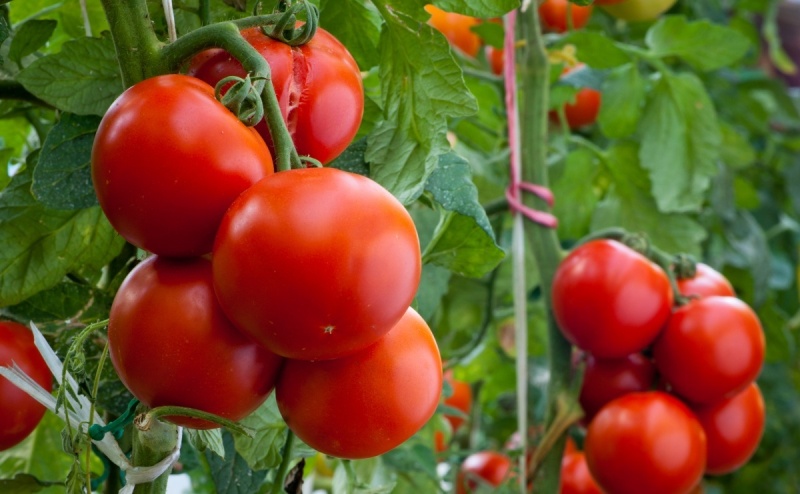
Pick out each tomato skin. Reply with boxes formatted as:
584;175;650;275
653;296;765;404
561;451;603;494
677;263;735;299
425;5;481;57
275;308;442;459
585;392;707;494
0;321;52;451
487;46;504;76
539;0;593;33
212;167;421;361
91;74;273;257
691;383;766;475
443;371;473;431
579;352;656;422
456;451;512;494
187;27;363;165
552;239;674;358
600;0;678;22
564;87;601;129
108;257;283;429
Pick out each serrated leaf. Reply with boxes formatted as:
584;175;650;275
598;63;645;138
6;281;92;321
9;19;57;65
423;211;505;278
32;113;100;210
206;431;268;494
320;0;381;69
558;30;632;69
639;72;720;213
413;263;452;321
17;34;122;115
550;148;598;240
433;0;518;17
367;4;478;203
187;429;225;460
646;16;751;72
232;394;288;471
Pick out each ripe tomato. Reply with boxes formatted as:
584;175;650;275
187;26;363;165
91;74;273;257
487;45;504;76
691;383;766;475
539;0;593;33
551;239;673;358
0;321;52;451
561;451;602;494
600;0;678;22
443;371;473;431
456;451;512;494
212;167;421;361
585;392;706;494
556;65;602;129
653;296;765;404
108;257;282;429
677;263;735;299
578;352;656;422
425;5;481;57
275;308;442;459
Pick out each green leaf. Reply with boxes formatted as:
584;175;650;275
32;113;100;210
5;281;92;322
598;63;645;139
17;34;123;116
367;3;478;203
590;143;707;256
645;16;751;72
0;474;58;494
432;0;518;17
638;72;720;213
558;30;632;69
232;394;288;471
329;137;370;176
320;0;381;69
186;429;225;460
0;163;125;306
423;211;505;277
332;457;396;494
550;147;598;241
206;431;268;494
413;263;452;321
719;122;756;169
0;413;74;490
8;19;57;65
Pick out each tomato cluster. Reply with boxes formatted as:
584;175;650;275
552;239;767;492
92;27;441;459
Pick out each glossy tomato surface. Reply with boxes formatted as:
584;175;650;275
561;451;603;494
677;263;735;299
456;450;513;494
539;0;593;33
212;167;421;361
108;257;283;429
443;370;473;431
653;296;765;404
552;239;674;358
579;352;656;421
275;308;442;459
188;27;363;165
91;74;273;257
600;0;678;21
585;391;707;494
564;87;602;129
0;321;52;451
425;5;481;57
692;383;766;475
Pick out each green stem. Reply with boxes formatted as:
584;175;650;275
146;405;251;435
199;0;211;26
131;413;179;494
269;431;296;494
99;0;165;87
517;7;571;494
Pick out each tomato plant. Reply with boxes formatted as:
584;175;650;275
425;5;482;58
552;239;674;358
456;450;513;494
443;370;473;431
187;26;363;165
561;450;602;494
539;0;593;33
108;256;283;429
677;263;735;299
555;65;602;129
599;0;678;22
578;352;656;421
585;391;707;494
91;74;273;257
0;321;52;451
275;308;442;459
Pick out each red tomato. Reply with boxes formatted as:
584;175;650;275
275;308;442;459
487;46;504;76
539;0;593;33
187;27;363;165
551;65;602;129
91;74;273;257
443;371;473;431
579;352;656;422
585;392;707;494
425;5;481;57
456;451;513;494
551;239;674;358
561;451;603;494
691;383;766;475
212;167;421;361
0;321;52;451
653;296;765;404
677;263;735;299
108;257;283;429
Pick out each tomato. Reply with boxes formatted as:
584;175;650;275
108;256;283;429
691;383;766;475
551;239;674;358
585;391;706;494
91;74;273;257
0;321;52;451
677;263;735;299
556;65;602;129
187;26;363;165
487;45;504;76
456;451;513;494
539;0;593;33
579;352;656;422
600;0;678;22
425;5;481;58
561;451;602;494
212;167;421;361
275;308;442;459
443;371;473;431
653;296;765;404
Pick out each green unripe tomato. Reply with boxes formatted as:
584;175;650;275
601;0;677;22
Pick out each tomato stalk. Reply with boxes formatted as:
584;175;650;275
130;412;180;494
269;431;296;494
99;0;165;87
145;405;252;435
